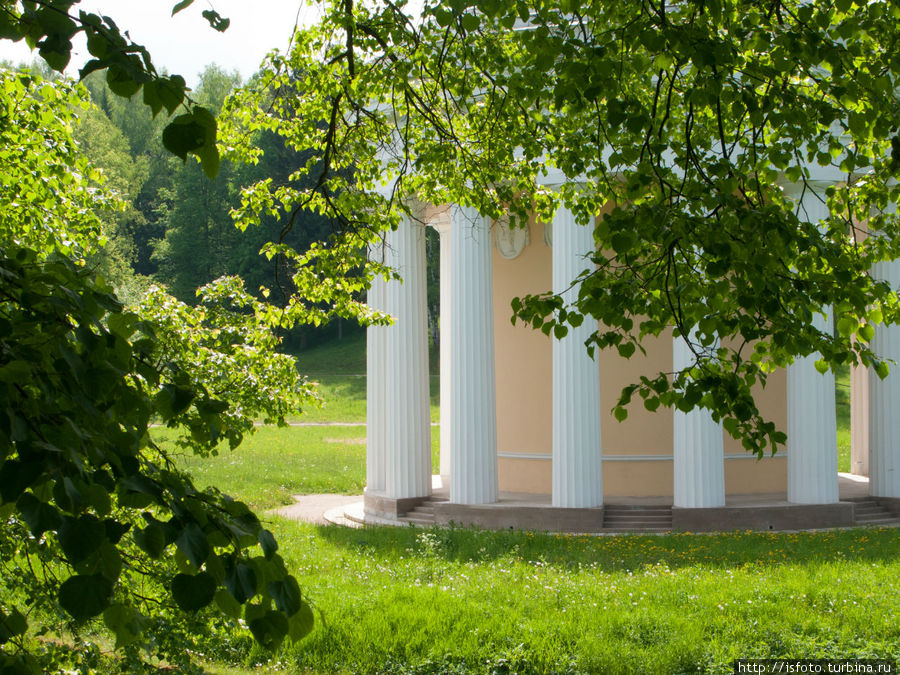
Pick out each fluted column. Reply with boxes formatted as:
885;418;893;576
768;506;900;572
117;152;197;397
787;193;838;504
850;361;869;476
672;336;725;508
433;218;452;479
551;207;602;507
787;311;839;502
869;258;900;498
366;267;386;494
367;215;432;502
449;205;498;504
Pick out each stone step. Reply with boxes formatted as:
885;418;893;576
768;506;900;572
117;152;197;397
604;505;673;532
850;499;900;526
854;502;883;510
604;524;672;530
856;516;900;526
398;516;435;526
604;513;673;522
602;527;671;534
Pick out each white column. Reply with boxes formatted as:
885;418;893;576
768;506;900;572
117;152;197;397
551;206;603;507
869;258;900;498
449;205;498;504
366;268;386;494
850;361;869;476
368;215;432;501
433;218;452;479
672;336;725;508
787;311;839;503
787;193;838;504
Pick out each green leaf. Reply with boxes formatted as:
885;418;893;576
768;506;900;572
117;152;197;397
258;529;278;559
171;0;194;15
156;383;195;418
617;342;636;358
201;9;230;32
267;577;301;616
102;604;143;649
814;359;829;375
610;231;635;254
175;522;210;569
613;407;628;422
106;64;141;98
141;79;164;117
0;459;44;503
58;514;106;565
226;562;257;603
0;10;23;40
16;493;61;538
196;138;221;180
162;114;207;160
287;601;315;641
461;13;480;32
214;588;242;618
38;41;71;72
58;574;113;622
248;610;288;651
171;572;216;612
836;316;857;337
160;82;186;114
0;608;28;644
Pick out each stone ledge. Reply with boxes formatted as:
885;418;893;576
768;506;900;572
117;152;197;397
433;502;604;532
672;502;854;532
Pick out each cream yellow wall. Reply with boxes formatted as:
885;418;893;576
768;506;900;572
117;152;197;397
725;456;787;495
603;461;673;498
720;348;788;493
492;217;552;462
488;212;790;499
498;457;551;493
598;331;674;454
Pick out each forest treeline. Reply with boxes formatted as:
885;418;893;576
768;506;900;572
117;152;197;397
8;58;441;351
68;63;352;350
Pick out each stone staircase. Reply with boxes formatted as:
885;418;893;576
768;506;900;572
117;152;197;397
397;501;676;532
602;505;673;533
397;498;444;526
850;498;900;527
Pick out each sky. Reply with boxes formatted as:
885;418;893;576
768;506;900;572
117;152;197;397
0;1;319;87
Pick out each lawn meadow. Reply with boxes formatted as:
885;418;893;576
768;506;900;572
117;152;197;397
156;337;897;674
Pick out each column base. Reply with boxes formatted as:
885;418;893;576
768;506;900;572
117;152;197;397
363;489;429;520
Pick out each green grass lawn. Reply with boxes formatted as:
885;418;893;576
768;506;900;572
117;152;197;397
291;333;440;423
836;364;851;473
199;521;900;675
160;426;440;512
171;339;876;674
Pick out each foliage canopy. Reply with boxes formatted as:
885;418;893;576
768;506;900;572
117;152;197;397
0;0;224;177
0;69;314;674
227;0;900;455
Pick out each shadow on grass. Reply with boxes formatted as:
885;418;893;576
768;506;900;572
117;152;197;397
313;521;900;571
